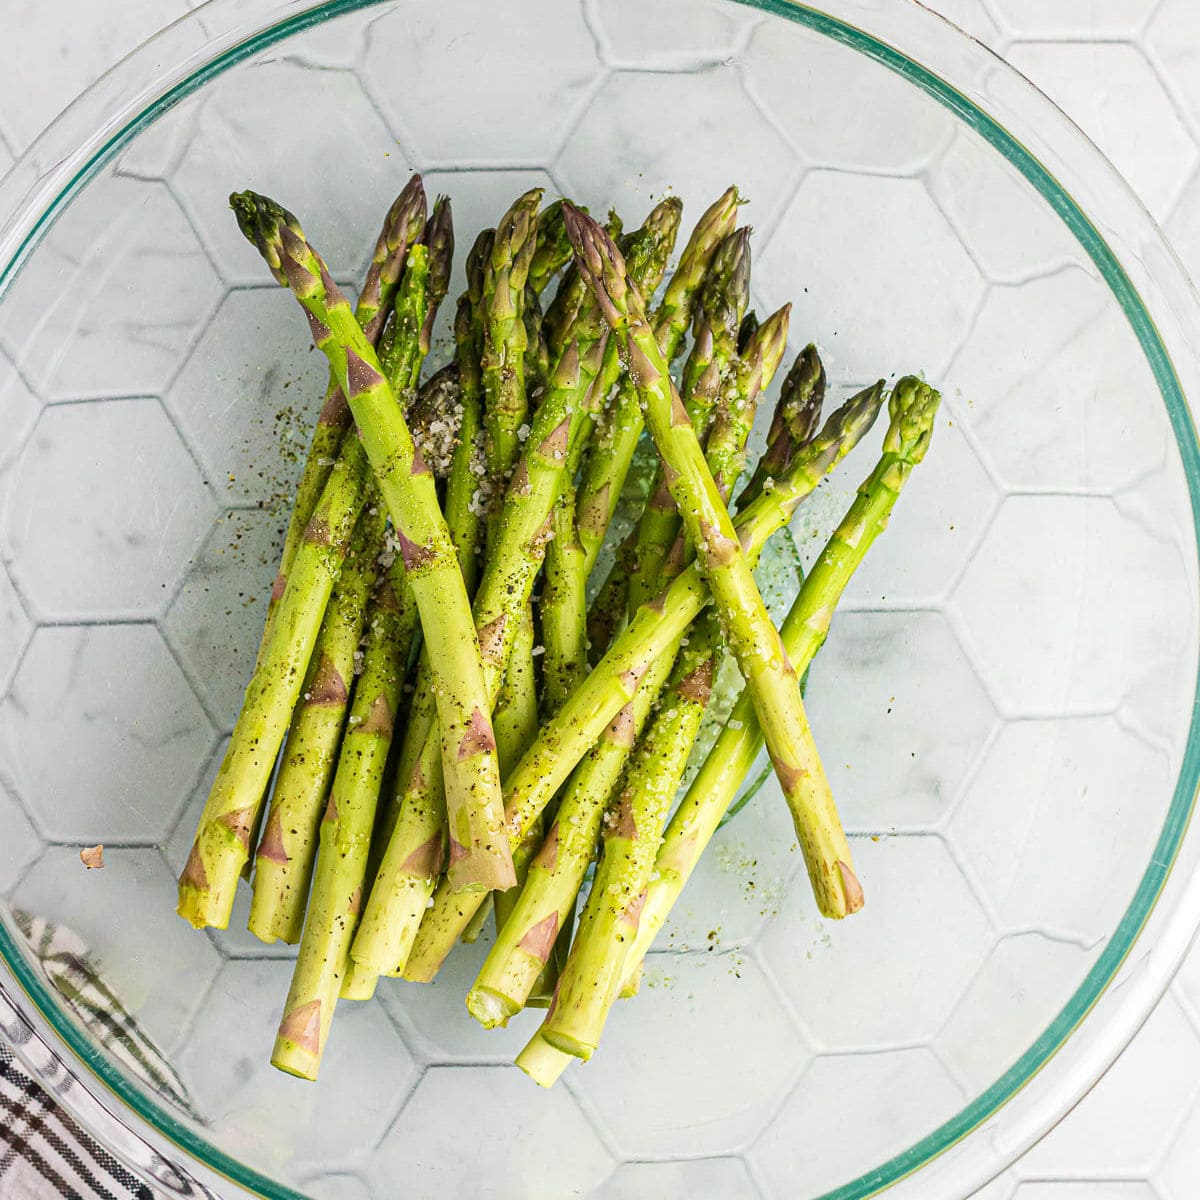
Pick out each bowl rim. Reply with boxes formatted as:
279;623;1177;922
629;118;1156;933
2;1;1200;1197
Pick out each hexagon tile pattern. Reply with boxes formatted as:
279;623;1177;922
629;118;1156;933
2;624;215;844
3;3;1200;1199
5;398;217;621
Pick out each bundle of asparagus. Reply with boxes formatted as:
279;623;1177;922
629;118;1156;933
174;173;941;1085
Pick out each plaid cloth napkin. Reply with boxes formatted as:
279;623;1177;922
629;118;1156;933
1;911;201;1200
0;1042;154;1199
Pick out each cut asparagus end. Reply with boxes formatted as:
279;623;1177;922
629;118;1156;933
465;986;518;1029
271;1046;319;1083
540;1027;595;1062
349;874;435;979
176;873;235;932
516;1033;574;1088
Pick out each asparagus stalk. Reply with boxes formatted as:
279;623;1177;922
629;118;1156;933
467;651;674;1026
623;377;941;980
247;502;385;943
576;187;739;576
522;479;589;1000
539;481;589;712
403;381;883;978
348;201;682;982
491;605;543;939
178;435;371;929
622;234;758;614
492;604;540;778
229;191;514;893
481;188;542;494
259;176;426;651
564;204;862;919
703;305;793;505
417;194;454;358
443;231;494;596
271;576;409;1080
541;641;716;1060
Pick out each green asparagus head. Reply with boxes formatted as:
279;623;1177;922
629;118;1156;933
524;282;551;393
739;342;825;506
621;197;683;297
466;227;495;311
230;190;304;284
380;173;428;259
356;174;427;340
562;202;630;331
376;173;428;289
806;379;887;478
418;195;454;353
749;305;792;393
695;226;752;344
604;208;625;241
487;187;545;320
379;241;431;395
885;375;941;466
543;261;588;354
659;186;741;330
528;199;575;297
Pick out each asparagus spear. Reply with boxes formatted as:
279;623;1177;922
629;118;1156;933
347;201;682;983
492;604;540;778
461;898;494;945
271;576;409;1081
247;502;385;943
258;176;426;652
527;199;573;297
229;191;514;893
541;641;716;1060
403;382;884;978
622;377;941;982
470;324;790;1019
739;342;826;507
523;284;551;397
481;188;542;495
490;605;543;939
575;187;739;576
520;479;589;1000
467;651;674;1026
539;481;589;712
704;305;792;505
623;233;753;613
178;435;371;929
563;204;861;920
443;231;494;596
417;194;454;358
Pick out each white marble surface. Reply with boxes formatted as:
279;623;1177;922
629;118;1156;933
3;1;1200;1197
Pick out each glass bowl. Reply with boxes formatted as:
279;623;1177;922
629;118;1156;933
2;2;1200;1197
